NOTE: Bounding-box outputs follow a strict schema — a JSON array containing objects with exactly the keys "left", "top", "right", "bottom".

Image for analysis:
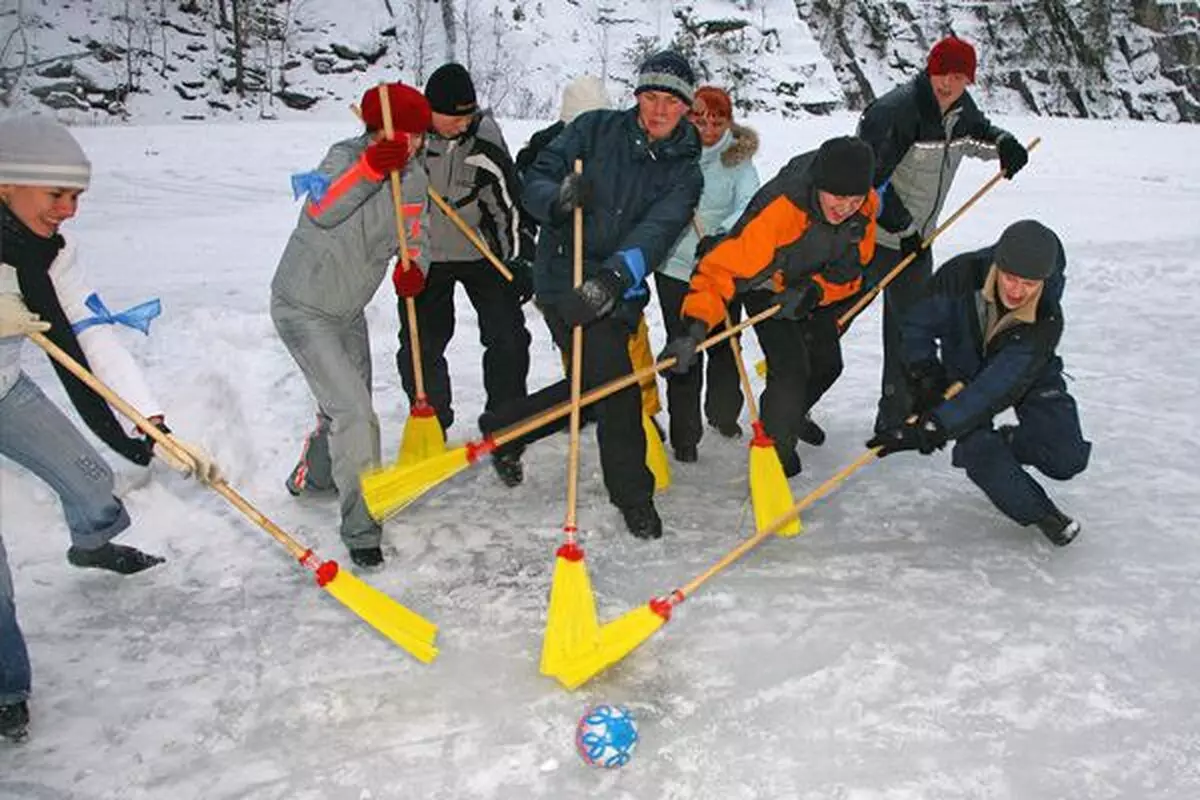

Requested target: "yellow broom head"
[
  {"left": 308, "top": 556, "right": 439, "bottom": 663},
  {"left": 553, "top": 598, "right": 672, "bottom": 690},
  {"left": 398, "top": 401, "right": 446, "bottom": 467},
  {"left": 642, "top": 413, "right": 671, "bottom": 493},
  {"left": 540, "top": 540, "right": 601, "bottom": 677},
  {"left": 749, "top": 422, "right": 802, "bottom": 537},
  {"left": 361, "top": 439, "right": 487, "bottom": 521}
]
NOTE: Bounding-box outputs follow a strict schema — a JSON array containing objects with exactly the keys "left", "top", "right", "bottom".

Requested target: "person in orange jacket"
[{"left": 660, "top": 136, "right": 878, "bottom": 476}]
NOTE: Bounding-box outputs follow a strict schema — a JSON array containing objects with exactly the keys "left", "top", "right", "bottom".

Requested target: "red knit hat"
[
  {"left": 926, "top": 37, "right": 977, "bottom": 83},
  {"left": 360, "top": 82, "right": 432, "bottom": 134}
]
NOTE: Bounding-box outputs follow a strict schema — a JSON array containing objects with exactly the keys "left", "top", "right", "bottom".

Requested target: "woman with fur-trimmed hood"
[{"left": 655, "top": 85, "right": 760, "bottom": 461}]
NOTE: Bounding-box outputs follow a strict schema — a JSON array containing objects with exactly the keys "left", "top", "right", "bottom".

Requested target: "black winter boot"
[
  {"left": 709, "top": 419, "right": 743, "bottom": 439},
  {"left": 67, "top": 543, "right": 165, "bottom": 575},
  {"left": 492, "top": 451, "right": 524, "bottom": 488},
  {"left": 1035, "top": 508, "right": 1080, "bottom": 547},
  {"left": 0, "top": 701, "right": 29, "bottom": 743},
  {"left": 797, "top": 414, "right": 826, "bottom": 447},
  {"left": 620, "top": 500, "right": 663, "bottom": 540},
  {"left": 673, "top": 444, "right": 698, "bottom": 463},
  {"left": 349, "top": 546, "right": 385, "bottom": 568}
]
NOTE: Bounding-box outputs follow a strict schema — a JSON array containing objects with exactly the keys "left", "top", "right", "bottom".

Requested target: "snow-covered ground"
[{"left": 2, "top": 111, "right": 1199, "bottom": 798}]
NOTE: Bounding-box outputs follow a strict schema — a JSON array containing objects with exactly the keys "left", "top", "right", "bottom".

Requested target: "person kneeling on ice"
[
  {"left": 272, "top": 82, "right": 432, "bottom": 569},
  {"left": 0, "top": 116, "right": 220, "bottom": 743},
  {"left": 867, "top": 220, "right": 1091, "bottom": 546}
]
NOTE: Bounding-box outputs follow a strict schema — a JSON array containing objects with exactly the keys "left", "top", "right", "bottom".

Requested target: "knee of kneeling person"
[
  {"left": 950, "top": 428, "right": 1004, "bottom": 470},
  {"left": 1040, "top": 438, "right": 1092, "bottom": 480}
]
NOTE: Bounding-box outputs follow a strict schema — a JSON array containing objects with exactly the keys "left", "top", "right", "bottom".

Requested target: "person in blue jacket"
[
  {"left": 656, "top": 85, "right": 760, "bottom": 460},
  {"left": 867, "top": 220, "right": 1091, "bottom": 546},
  {"left": 479, "top": 50, "right": 703, "bottom": 540}
]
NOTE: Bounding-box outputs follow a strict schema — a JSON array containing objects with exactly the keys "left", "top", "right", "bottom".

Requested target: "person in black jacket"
[
  {"left": 398, "top": 63, "right": 533, "bottom": 488},
  {"left": 858, "top": 36, "right": 1030, "bottom": 433},
  {"left": 867, "top": 220, "right": 1091, "bottom": 546},
  {"left": 480, "top": 51, "right": 703, "bottom": 540}
]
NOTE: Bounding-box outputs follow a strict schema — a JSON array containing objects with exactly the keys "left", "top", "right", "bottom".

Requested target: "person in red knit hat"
[
  {"left": 271, "top": 81, "right": 432, "bottom": 568},
  {"left": 857, "top": 35, "right": 1029, "bottom": 435}
]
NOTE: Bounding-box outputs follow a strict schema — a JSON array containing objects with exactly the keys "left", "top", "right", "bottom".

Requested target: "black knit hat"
[
  {"left": 635, "top": 50, "right": 696, "bottom": 106},
  {"left": 994, "top": 220, "right": 1060, "bottom": 280},
  {"left": 812, "top": 136, "right": 875, "bottom": 197},
  {"left": 424, "top": 62, "right": 478, "bottom": 116}
]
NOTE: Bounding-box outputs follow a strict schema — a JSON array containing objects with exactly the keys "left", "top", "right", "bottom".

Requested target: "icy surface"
[{"left": 1, "top": 113, "right": 1199, "bottom": 798}]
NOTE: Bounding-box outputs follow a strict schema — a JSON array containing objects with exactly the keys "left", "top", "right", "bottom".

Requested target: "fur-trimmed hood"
[{"left": 720, "top": 122, "right": 759, "bottom": 167}]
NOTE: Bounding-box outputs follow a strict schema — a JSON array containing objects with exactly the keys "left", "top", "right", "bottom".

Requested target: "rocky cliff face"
[
  {"left": 800, "top": 0, "right": 1199, "bottom": 122},
  {"left": 2, "top": 0, "right": 1196, "bottom": 123}
]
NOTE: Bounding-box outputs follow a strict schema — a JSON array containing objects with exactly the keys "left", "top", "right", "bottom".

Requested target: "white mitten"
[
  {"left": 0, "top": 293, "right": 51, "bottom": 338},
  {"left": 154, "top": 434, "right": 222, "bottom": 485}
]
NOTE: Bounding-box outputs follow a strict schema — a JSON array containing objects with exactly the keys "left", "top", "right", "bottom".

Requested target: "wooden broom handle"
[
  {"left": 836, "top": 137, "right": 1042, "bottom": 330},
  {"left": 494, "top": 303, "right": 780, "bottom": 447},
  {"left": 378, "top": 85, "right": 427, "bottom": 399},
  {"left": 564, "top": 159, "right": 585, "bottom": 535},
  {"left": 427, "top": 187, "right": 515, "bottom": 281},
  {"left": 674, "top": 382, "right": 966, "bottom": 600},
  {"left": 27, "top": 332, "right": 309, "bottom": 560}
]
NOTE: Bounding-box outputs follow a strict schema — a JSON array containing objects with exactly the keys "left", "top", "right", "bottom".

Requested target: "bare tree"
[
  {"left": 441, "top": 0, "right": 457, "bottom": 61},
  {"left": 458, "top": 0, "right": 478, "bottom": 72},
  {"left": 230, "top": 0, "right": 246, "bottom": 96},
  {"left": 0, "top": 0, "right": 31, "bottom": 107}
]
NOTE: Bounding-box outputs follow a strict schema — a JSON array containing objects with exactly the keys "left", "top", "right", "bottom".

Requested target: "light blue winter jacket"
[{"left": 659, "top": 123, "right": 760, "bottom": 283}]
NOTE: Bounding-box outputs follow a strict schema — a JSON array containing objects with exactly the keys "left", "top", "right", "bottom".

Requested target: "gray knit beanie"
[
  {"left": 994, "top": 220, "right": 1060, "bottom": 280},
  {"left": 0, "top": 116, "right": 91, "bottom": 189},
  {"left": 635, "top": 50, "right": 696, "bottom": 106},
  {"left": 560, "top": 75, "right": 610, "bottom": 123}
]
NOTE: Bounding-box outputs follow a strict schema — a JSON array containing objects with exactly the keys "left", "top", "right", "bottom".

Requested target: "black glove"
[
  {"left": 554, "top": 173, "right": 591, "bottom": 220},
  {"left": 658, "top": 318, "right": 709, "bottom": 375},
  {"left": 866, "top": 415, "right": 947, "bottom": 457},
  {"left": 505, "top": 257, "right": 535, "bottom": 305},
  {"left": 899, "top": 231, "right": 923, "bottom": 259},
  {"left": 694, "top": 233, "right": 725, "bottom": 261},
  {"left": 776, "top": 278, "right": 822, "bottom": 320},
  {"left": 558, "top": 269, "right": 628, "bottom": 327},
  {"left": 905, "top": 359, "right": 949, "bottom": 416},
  {"left": 997, "top": 135, "right": 1028, "bottom": 179}
]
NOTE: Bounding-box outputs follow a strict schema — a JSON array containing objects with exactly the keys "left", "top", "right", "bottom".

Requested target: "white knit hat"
[
  {"left": 559, "top": 76, "right": 610, "bottom": 123},
  {"left": 0, "top": 115, "right": 91, "bottom": 189}
]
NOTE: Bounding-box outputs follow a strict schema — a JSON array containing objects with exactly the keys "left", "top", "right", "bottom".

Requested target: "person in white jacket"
[{"left": 0, "top": 115, "right": 219, "bottom": 742}]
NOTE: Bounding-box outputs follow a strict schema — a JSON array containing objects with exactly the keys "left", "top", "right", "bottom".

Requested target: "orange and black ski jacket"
[{"left": 681, "top": 149, "right": 878, "bottom": 330}]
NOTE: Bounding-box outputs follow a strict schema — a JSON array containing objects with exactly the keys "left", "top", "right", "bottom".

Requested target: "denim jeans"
[
  {"left": 0, "top": 372, "right": 133, "bottom": 702},
  {"left": 0, "top": 536, "right": 31, "bottom": 704}
]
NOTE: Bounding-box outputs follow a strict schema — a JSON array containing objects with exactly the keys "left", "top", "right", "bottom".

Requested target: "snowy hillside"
[
  {"left": 1, "top": 112, "right": 1199, "bottom": 797},
  {"left": 3, "top": 0, "right": 1197, "bottom": 123}
]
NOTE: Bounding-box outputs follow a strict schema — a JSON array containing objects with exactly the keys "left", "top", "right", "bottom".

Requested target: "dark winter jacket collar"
[
  {"left": 913, "top": 72, "right": 977, "bottom": 127},
  {"left": 624, "top": 107, "right": 701, "bottom": 163}
]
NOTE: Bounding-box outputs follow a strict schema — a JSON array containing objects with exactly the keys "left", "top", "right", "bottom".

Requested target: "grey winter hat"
[
  {"left": 994, "top": 220, "right": 1060, "bottom": 280},
  {"left": 635, "top": 50, "right": 696, "bottom": 106},
  {"left": 560, "top": 75, "right": 610, "bottom": 122},
  {"left": 0, "top": 115, "right": 91, "bottom": 189}
]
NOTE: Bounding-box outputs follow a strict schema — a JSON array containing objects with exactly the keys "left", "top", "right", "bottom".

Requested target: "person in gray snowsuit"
[{"left": 272, "top": 82, "right": 432, "bottom": 568}]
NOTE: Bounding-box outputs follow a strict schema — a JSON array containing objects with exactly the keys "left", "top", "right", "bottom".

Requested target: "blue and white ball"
[{"left": 575, "top": 704, "right": 638, "bottom": 768}]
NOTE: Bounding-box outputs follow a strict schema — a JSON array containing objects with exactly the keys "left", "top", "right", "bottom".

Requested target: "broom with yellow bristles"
[
  {"left": 378, "top": 85, "right": 446, "bottom": 467},
  {"left": 551, "top": 384, "right": 965, "bottom": 690},
  {"left": 723, "top": 309, "right": 801, "bottom": 538},
  {"left": 541, "top": 160, "right": 602, "bottom": 677},
  {"left": 28, "top": 331, "right": 439, "bottom": 663},
  {"left": 360, "top": 305, "right": 784, "bottom": 521}
]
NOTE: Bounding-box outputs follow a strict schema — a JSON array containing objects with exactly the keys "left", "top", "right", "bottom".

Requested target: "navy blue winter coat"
[
  {"left": 900, "top": 239, "right": 1066, "bottom": 437},
  {"left": 521, "top": 107, "right": 703, "bottom": 312}
]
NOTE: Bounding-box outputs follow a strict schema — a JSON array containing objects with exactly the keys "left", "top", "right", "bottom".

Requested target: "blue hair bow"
[
  {"left": 290, "top": 170, "right": 330, "bottom": 203},
  {"left": 71, "top": 293, "right": 161, "bottom": 336}
]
